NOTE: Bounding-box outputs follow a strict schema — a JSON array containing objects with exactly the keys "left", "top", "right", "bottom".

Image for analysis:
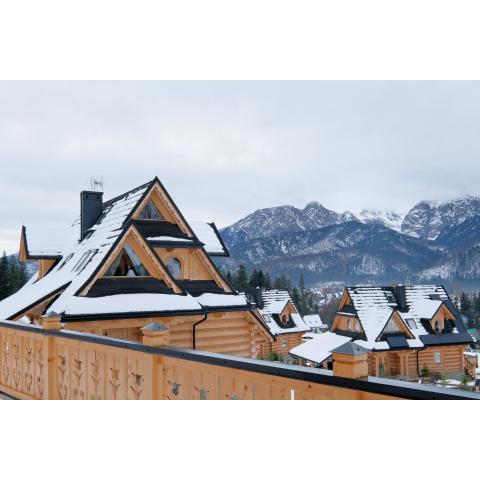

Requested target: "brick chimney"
[{"left": 80, "top": 191, "right": 103, "bottom": 241}]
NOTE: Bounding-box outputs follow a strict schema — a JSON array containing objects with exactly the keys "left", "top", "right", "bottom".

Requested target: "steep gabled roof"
[
  {"left": 255, "top": 289, "right": 311, "bottom": 336},
  {"left": 336, "top": 285, "right": 471, "bottom": 351},
  {"left": 0, "top": 179, "right": 241, "bottom": 321}
]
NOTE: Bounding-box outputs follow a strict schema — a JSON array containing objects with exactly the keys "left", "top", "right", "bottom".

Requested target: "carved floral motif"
[
  {"left": 57, "top": 355, "right": 68, "bottom": 400},
  {"left": 36, "top": 346, "right": 45, "bottom": 397},
  {"left": 90, "top": 358, "right": 102, "bottom": 400},
  {"left": 12, "top": 343, "right": 21, "bottom": 388},
  {"left": 109, "top": 367, "right": 121, "bottom": 400},
  {"left": 2, "top": 341, "right": 10, "bottom": 383},
  {"left": 130, "top": 372, "right": 144, "bottom": 400},
  {"left": 73, "top": 358, "right": 85, "bottom": 400}
]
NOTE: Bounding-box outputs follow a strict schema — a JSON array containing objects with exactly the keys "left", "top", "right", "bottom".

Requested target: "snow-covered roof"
[
  {"left": 303, "top": 314, "right": 324, "bottom": 328},
  {"left": 253, "top": 289, "right": 311, "bottom": 336},
  {"left": 290, "top": 332, "right": 352, "bottom": 364},
  {"left": 261, "top": 289, "right": 297, "bottom": 312},
  {"left": 260, "top": 312, "right": 311, "bottom": 336},
  {"left": 263, "top": 299, "right": 289, "bottom": 315},
  {"left": 338, "top": 285, "right": 470, "bottom": 351},
  {"left": 0, "top": 179, "right": 243, "bottom": 322},
  {"left": 291, "top": 285, "right": 472, "bottom": 363},
  {"left": 147, "top": 236, "right": 194, "bottom": 243},
  {"left": 55, "top": 292, "right": 247, "bottom": 317},
  {"left": 189, "top": 221, "right": 229, "bottom": 256},
  {"left": 23, "top": 223, "right": 79, "bottom": 258}
]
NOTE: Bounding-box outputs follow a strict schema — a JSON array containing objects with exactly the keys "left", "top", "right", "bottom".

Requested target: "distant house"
[
  {"left": 242, "top": 289, "right": 314, "bottom": 358},
  {"left": 303, "top": 314, "right": 327, "bottom": 334},
  {"left": 290, "top": 285, "right": 474, "bottom": 378},
  {"left": 0, "top": 178, "right": 273, "bottom": 358}
]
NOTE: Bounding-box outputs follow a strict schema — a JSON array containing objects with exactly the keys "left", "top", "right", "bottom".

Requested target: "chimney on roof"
[
  {"left": 80, "top": 190, "right": 104, "bottom": 241},
  {"left": 253, "top": 287, "right": 264, "bottom": 310}
]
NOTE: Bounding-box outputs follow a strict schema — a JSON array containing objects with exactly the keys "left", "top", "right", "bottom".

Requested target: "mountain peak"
[{"left": 304, "top": 201, "right": 322, "bottom": 210}]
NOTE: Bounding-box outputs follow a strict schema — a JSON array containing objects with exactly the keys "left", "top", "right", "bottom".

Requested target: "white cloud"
[{"left": 1, "top": 81, "right": 479, "bottom": 253}]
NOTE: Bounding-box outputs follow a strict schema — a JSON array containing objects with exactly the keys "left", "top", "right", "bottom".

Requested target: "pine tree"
[
  {"left": 249, "top": 270, "right": 266, "bottom": 289},
  {"left": 235, "top": 264, "right": 249, "bottom": 291},
  {"left": 291, "top": 287, "right": 300, "bottom": 309},
  {"left": 299, "top": 274, "right": 306, "bottom": 295},
  {"left": 474, "top": 292, "right": 480, "bottom": 317},
  {"left": 8, "top": 257, "right": 27, "bottom": 295},
  {"left": 460, "top": 292, "right": 472, "bottom": 316},
  {"left": 0, "top": 251, "right": 8, "bottom": 301},
  {"left": 273, "top": 275, "right": 291, "bottom": 290},
  {"left": 264, "top": 272, "right": 272, "bottom": 290}
]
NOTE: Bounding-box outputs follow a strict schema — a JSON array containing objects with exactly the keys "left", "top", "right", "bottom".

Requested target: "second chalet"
[{"left": 290, "top": 285, "right": 474, "bottom": 378}]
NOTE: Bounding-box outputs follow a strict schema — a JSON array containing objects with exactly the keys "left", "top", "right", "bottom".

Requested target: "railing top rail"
[{"left": 1, "top": 319, "right": 478, "bottom": 400}]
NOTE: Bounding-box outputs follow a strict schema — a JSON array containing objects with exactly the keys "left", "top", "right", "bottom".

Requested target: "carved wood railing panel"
[
  {"left": 0, "top": 323, "right": 478, "bottom": 400},
  {"left": 0, "top": 328, "right": 47, "bottom": 399}
]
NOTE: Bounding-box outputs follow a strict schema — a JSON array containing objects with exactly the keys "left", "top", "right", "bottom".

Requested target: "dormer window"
[
  {"left": 138, "top": 201, "right": 164, "bottom": 221},
  {"left": 385, "top": 292, "right": 396, "bottom": 304},
  {"left": 72, "top": 249, "right": 98, "bottom": 274},
  {"left": 166, "top": 257, "right": 182, "bottom": 280},
  {"left": 105, "top": 245, "right": 149, "bottom": 277},
  {"left": 434, "top": 320, "right": 441, "bottom": 333},
  {"left": 406, "top": 318, "right": 417, "bottom": 330}
]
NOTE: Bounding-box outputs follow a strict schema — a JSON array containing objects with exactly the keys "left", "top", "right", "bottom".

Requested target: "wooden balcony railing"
[{"left": 0, "top": 319, "right": 478, "bottom": 400}]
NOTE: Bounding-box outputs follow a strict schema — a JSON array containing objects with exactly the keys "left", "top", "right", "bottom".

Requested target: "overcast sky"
[{"left": 1, "top": 81, "right": 479, "bottom": 254}]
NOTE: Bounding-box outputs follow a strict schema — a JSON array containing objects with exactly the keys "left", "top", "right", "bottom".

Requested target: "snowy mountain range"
[{"left": 219, "top": 195, "right": 480, "bottom": 287}]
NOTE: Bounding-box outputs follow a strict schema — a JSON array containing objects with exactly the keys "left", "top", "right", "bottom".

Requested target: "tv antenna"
[{"left": 90, "top": 177, "right": 104, "bottom": 192}]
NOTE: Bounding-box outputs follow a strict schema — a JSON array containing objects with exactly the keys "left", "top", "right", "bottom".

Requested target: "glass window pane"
[
  {"left": 124, "top": 244, "right": 149, "bottom": 276},
  {"left": 166, "top": 258, "right": 181, "bottom": 279},
  {"left": 138, "top": 201, "right": 164, "bottom": 220}
]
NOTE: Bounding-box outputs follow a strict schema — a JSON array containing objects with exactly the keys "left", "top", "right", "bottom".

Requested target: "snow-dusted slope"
[
  {"left": 401, "top": 196, "right": 480, "bottom": 240},
  {"left": 221, "top": 202, "right": 350, "bottom": 247},
  {"left": 355, "top": 209, "right": 405, "bottom": 232}
]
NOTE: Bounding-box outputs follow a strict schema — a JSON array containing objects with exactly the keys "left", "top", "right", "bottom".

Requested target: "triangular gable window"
[
  {"left": 105, "top": 244, "right": 150, "bottom": 277},
  {"left": 383, "top": 316, "right": 402, "bottom": 335},
  {"left": 138, "top": 200, "right": 164, "bottom": 221}
]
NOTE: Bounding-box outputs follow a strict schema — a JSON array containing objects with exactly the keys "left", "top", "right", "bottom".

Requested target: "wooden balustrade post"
[
  {"left": 141, "top": 322, "right": 169, "bottom": 347},
  {"left": 141, "top": 323, "right": 168, "bottom": 399},
  {"left": 41, "top": 313, "right": 62, "bottom": 399},
  {"left": 332, "top": 343, "right": 369, "bottom": 380}
]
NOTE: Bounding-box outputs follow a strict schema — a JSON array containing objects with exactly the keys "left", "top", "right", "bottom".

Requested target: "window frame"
[
  {"left": 72, "top": 249, "right": 98, "bottom": 274},
  {"left": 138, "top": 200, "right": 165, "bottom": 221},
  {"left": 166, "top": 257, "right": 182, "bottom": 280}
]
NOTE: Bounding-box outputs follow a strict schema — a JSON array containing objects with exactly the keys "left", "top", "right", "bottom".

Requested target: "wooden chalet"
[
  {"left": 0, "top": 178, "right": 274, "bottom": 358},
  {"left": 244, "top": 289, "right": 311, "bottom": 358},
  {"left": 290, "top": 285, "right": 474, "bottom": 378}
]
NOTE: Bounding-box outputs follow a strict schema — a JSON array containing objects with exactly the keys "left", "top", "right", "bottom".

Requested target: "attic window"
[
  {"left": 72, "top": 249, "right": 98, "bottom": 274},
  {"left": 406, "top": 318, "right": 417, "bottom": 330},
  {"left": 166, "top": 257, "right": 182, "bottom": 280},
  {"left": 105, "top": 245, "right": 150, "bottom": 277},
  {"left": 138, "top": 201, "right": 164, "bottom": 221}
]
